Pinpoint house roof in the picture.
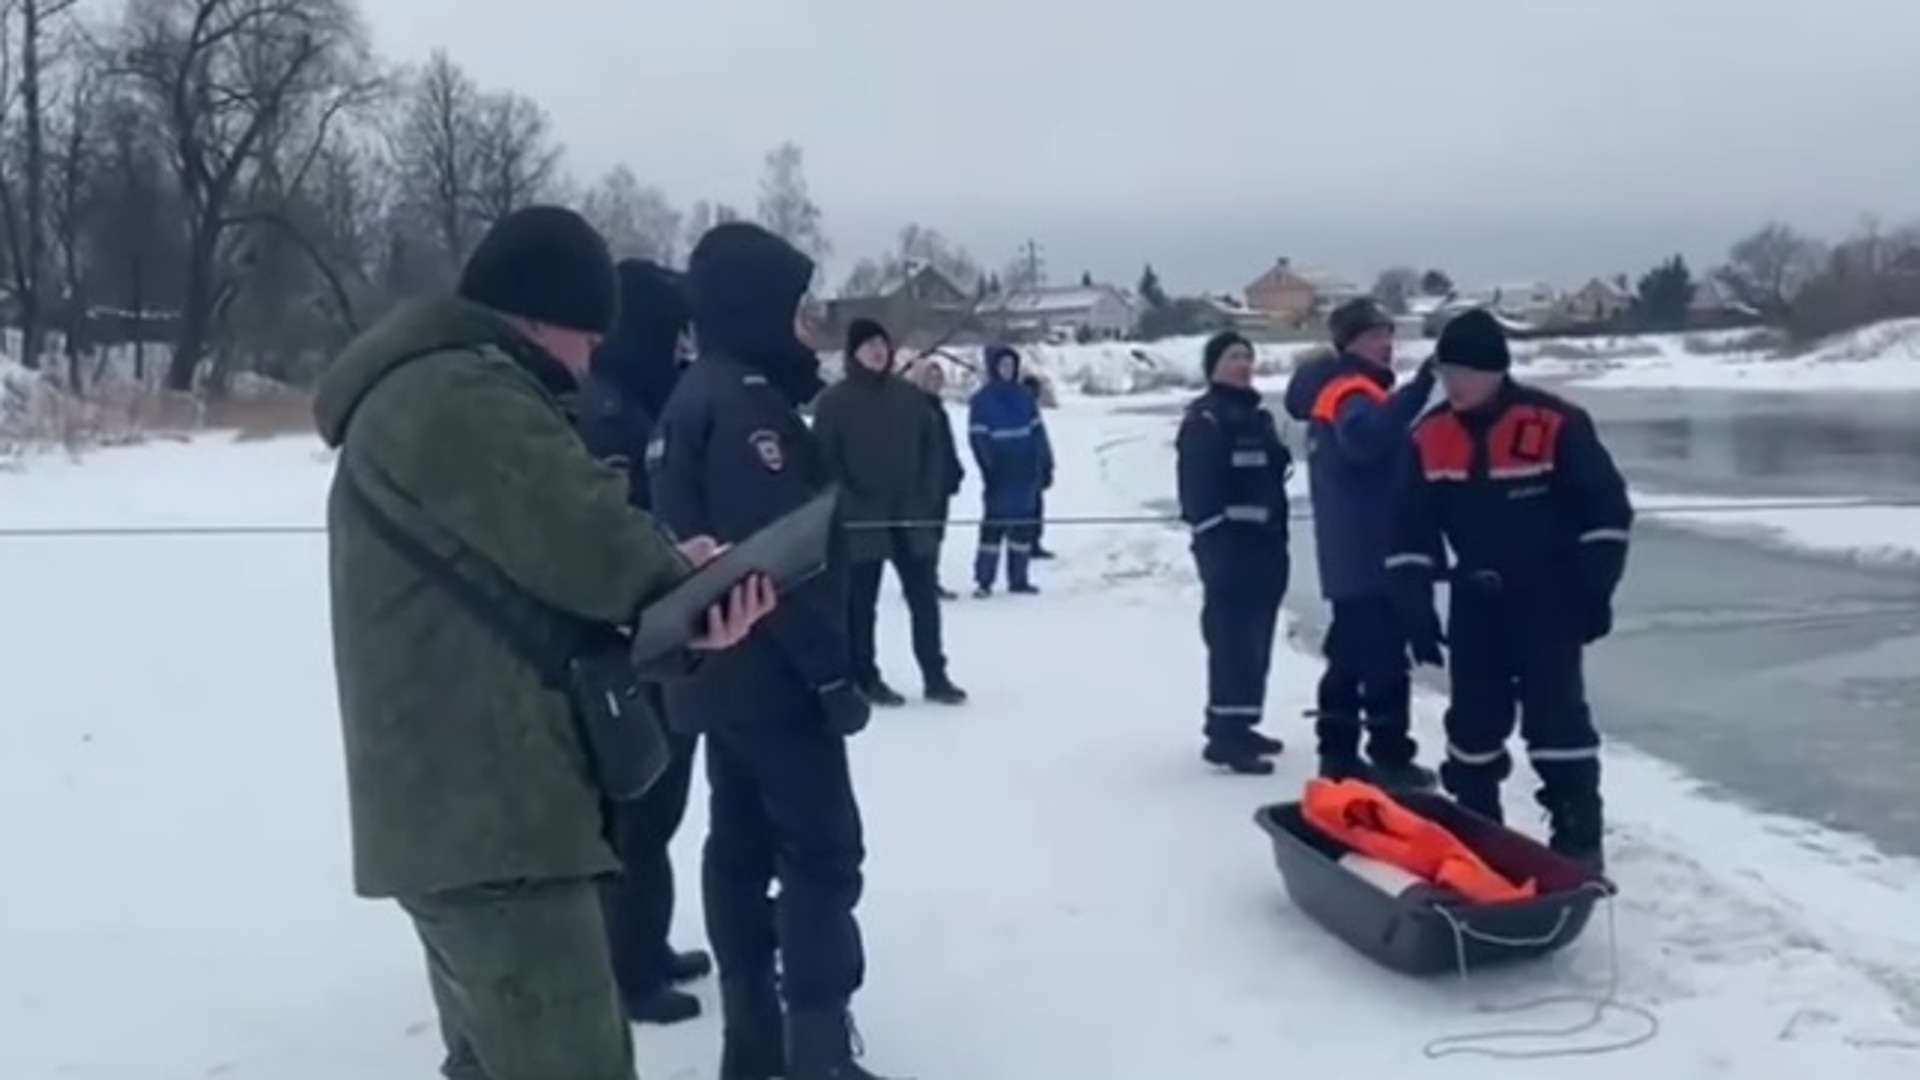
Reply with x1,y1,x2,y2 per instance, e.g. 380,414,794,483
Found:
1244,259,1361,297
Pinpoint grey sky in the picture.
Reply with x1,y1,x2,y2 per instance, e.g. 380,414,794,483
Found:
370,0,1920,293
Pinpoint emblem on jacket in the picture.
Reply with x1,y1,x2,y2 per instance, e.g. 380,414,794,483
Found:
748,428,784,471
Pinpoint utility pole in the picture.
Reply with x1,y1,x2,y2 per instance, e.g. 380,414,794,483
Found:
1018,238,1045,289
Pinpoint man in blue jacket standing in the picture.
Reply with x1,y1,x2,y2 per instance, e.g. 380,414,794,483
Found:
968,345,1051,596
1282,298,1438,790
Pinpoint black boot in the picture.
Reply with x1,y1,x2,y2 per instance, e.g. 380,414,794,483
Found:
1317,750,1371,781
625,985,701,1025
786,1008,890,1080
1542,791,1606,872
1367,759,1437,792
719,979,786,1080
1246,730,1284,756
859,679,907,708
924,674,968,705
1202,738,1275,775
668,948,713,984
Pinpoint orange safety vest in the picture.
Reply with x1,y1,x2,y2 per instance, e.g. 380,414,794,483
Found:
1302,778,1538,904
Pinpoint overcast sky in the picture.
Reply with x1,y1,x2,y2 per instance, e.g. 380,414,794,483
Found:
367,0,1920,293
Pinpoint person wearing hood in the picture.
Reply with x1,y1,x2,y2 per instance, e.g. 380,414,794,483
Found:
812,318,968,707
967,344,1052,596
1175,331,1293,774
1385,309,1633,869
648,221,899,1080
906,358,965,598
312,206,774,1080
1281,297,1438,791
574,259,713,1027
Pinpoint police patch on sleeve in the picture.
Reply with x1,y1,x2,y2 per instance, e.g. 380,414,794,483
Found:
748,428,784,471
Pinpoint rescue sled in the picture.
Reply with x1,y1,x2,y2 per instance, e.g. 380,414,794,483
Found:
1253,791,1614,976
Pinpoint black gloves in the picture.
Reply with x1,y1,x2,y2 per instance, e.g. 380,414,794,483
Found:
819,682,872,736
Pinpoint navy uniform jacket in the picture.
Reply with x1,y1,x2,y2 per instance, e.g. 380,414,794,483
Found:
1385,379,1633,638
648,353,852,730
1175,382,1291,572
575,376,655,509
1282,352,1434,599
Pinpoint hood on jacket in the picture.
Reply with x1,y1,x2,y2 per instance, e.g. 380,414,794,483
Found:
686,222,824,404
313,295,562,447
983,344,1021,383
591,259,689,415
1281,345,1341,421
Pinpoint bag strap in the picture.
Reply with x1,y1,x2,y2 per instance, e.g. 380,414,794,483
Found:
338,462,575,685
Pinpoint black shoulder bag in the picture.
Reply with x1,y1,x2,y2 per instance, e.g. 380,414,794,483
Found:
339,468,671,802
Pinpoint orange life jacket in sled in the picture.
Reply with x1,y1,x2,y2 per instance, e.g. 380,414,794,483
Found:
1301,778,1538,904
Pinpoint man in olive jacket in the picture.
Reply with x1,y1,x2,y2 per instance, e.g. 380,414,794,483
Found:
813,318,967,706
313,206,766,1080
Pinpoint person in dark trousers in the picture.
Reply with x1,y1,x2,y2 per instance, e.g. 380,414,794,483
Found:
1385,308,1634,870
1019,372,1057,559
908,358,964,599
312,207,773,1080
1176,331,1292,775
650,221,898,1080
574,259,712,1026
1283,297,1438,791
813,319,968,706
968,345,1051,596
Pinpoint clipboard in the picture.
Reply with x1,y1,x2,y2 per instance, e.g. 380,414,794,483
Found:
629,487,840,663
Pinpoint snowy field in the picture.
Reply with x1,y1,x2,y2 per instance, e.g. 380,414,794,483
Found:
5,396,1920,1078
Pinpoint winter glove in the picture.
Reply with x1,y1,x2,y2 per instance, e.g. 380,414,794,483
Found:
818,682,872,736
1406,610,1447,668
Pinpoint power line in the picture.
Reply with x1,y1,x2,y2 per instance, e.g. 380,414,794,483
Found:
0,495,1915,540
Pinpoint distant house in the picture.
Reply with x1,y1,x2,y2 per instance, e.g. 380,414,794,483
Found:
1478,281,1562,323
1555,277,1634,325
979,282,1137,342
1242,257,1364,327
824,262,980,348
1686,276,1761,326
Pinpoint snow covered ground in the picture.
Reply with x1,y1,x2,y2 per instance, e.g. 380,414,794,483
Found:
5,401,1920,1079
1570,319,1920,392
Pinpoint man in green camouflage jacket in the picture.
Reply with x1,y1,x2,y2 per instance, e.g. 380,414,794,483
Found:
312,206,770,1080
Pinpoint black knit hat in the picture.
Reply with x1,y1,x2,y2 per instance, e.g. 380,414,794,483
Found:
1434,308,1512,372
1327,297,1394,351
845,318,890,359
458,206,619,334
1202,330,1252,378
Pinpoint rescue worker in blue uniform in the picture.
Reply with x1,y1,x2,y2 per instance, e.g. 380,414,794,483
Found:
575,258,711,1026
968,345,1051,596
1282,297,1438,790
1176,331,1292,774
1384,309,1633,869
649,222,896,1080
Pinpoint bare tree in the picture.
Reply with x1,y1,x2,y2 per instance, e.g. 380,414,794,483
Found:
388,49,483,271
582,164,680,264
466,88,558,226
117,0,375,390
755,140,825,263
839,222,979,296
1721,222,1823,313
1370,265,1420,314
683,197,743,255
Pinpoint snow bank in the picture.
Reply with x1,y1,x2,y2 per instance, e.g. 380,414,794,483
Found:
1575,319,1920,392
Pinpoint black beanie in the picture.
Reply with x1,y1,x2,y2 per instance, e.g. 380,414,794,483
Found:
1434,308,1512,372
845,318,890,359
458,206,619,334
1327,297,1394,351
1202,331,1252,378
